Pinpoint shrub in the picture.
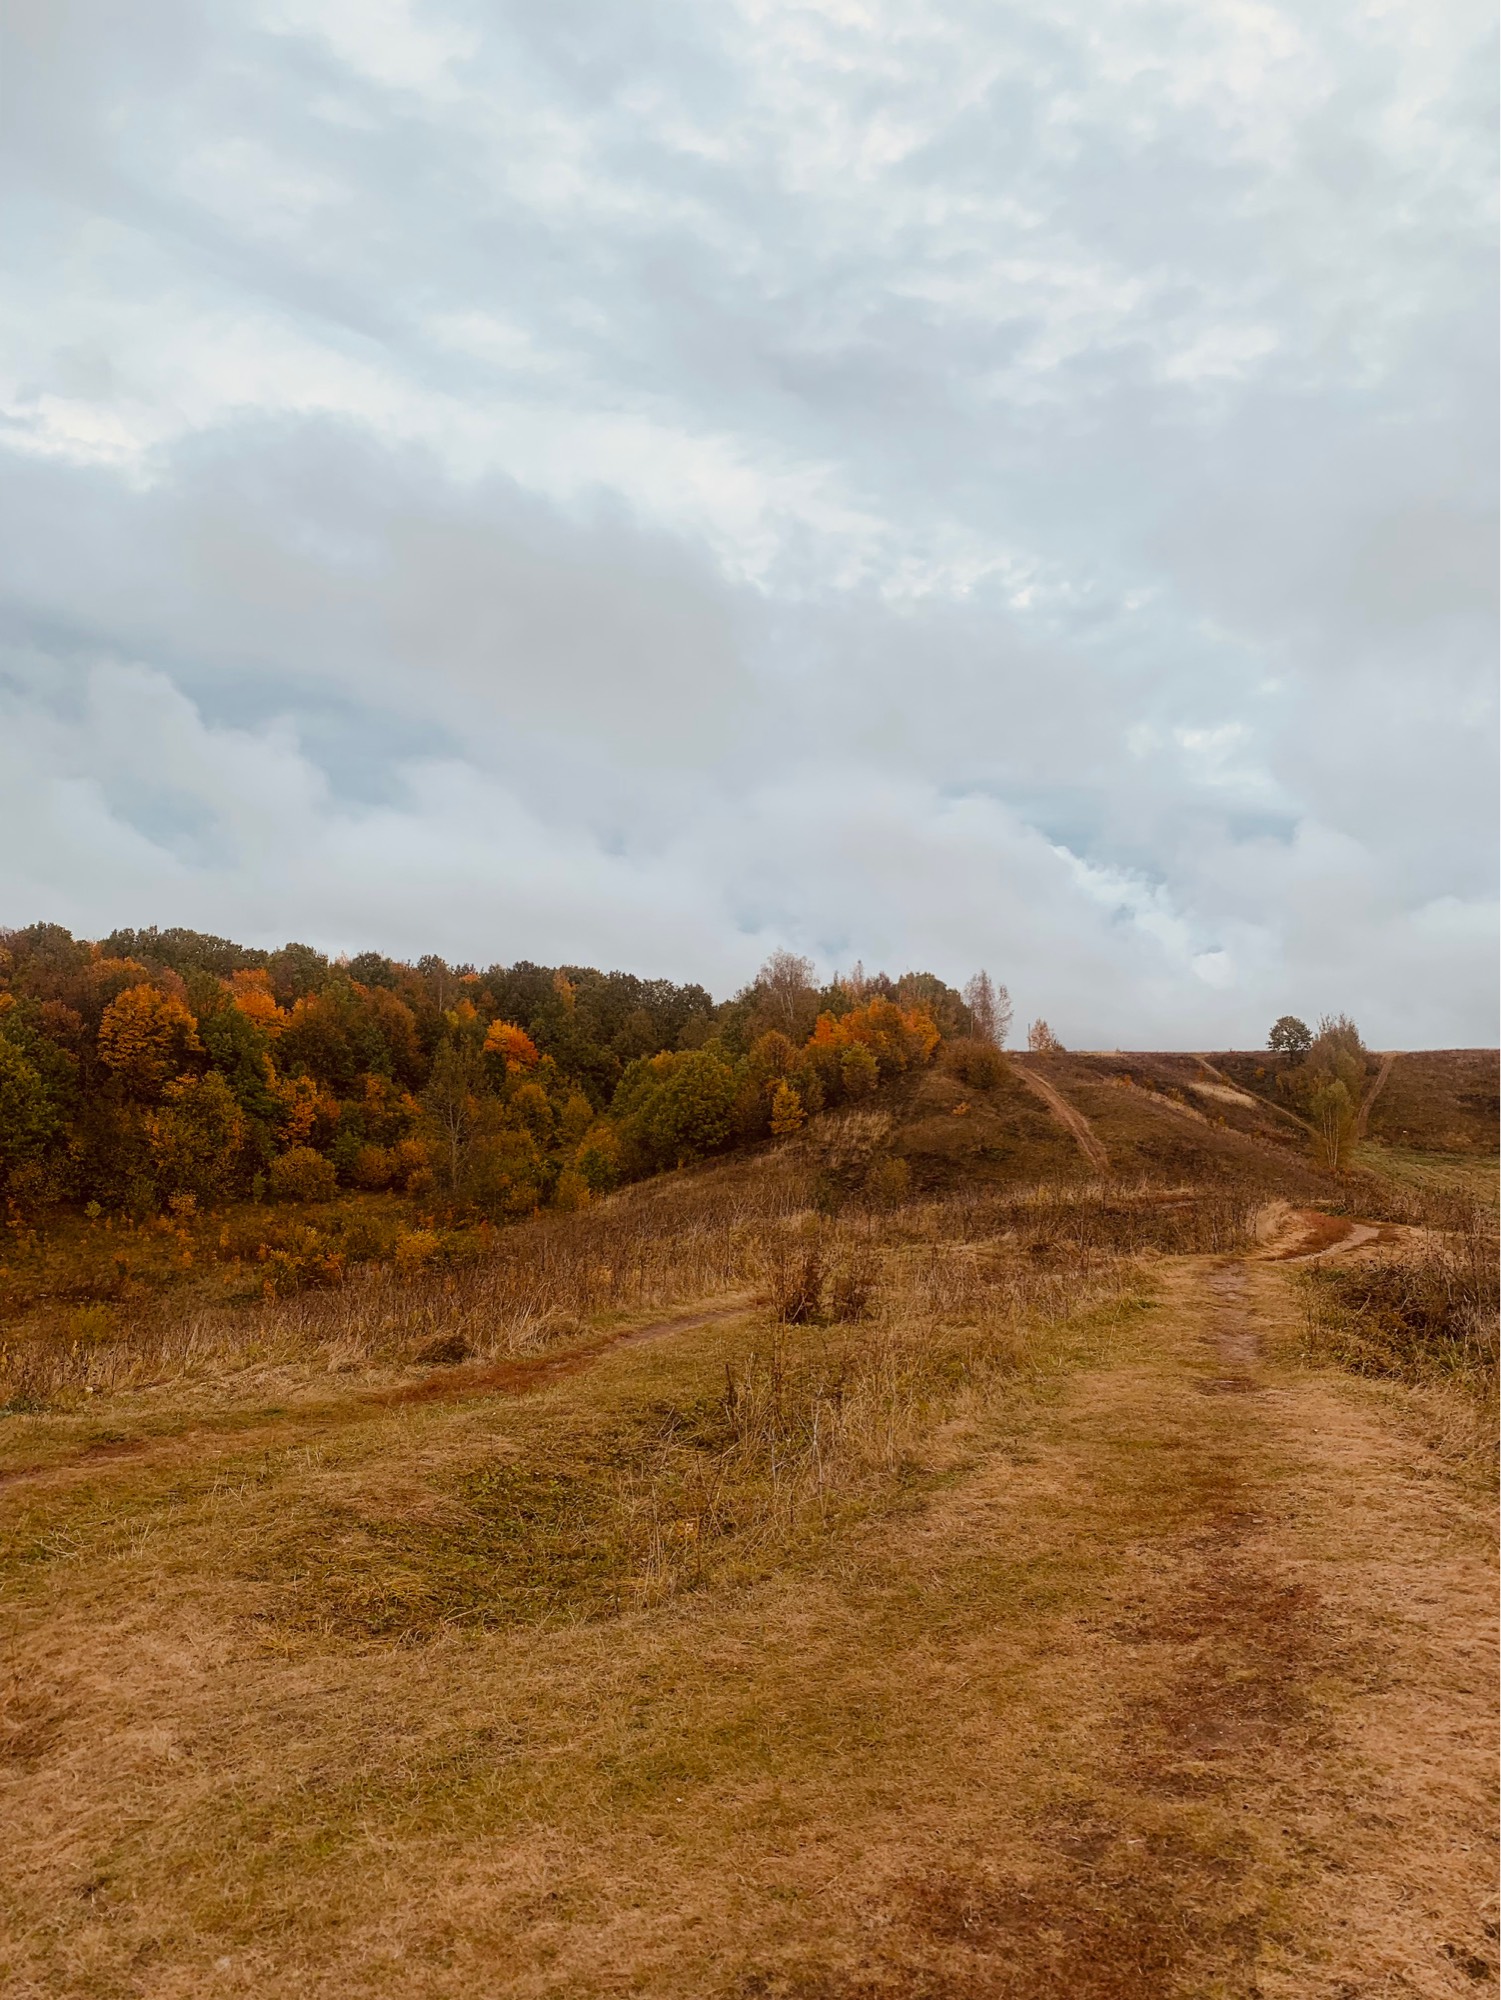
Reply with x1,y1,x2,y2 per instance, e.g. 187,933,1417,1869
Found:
392,1137,433,1193
268,1146,337,1204
839,1043,879,1098
829,1254,879,1322
1300,1216,1498,1388
863,1156,911,1206
351,1144,395,1190
335,1211,395,1261
413,1331,470,1366
552,1168,592,1212
394,1227,441,1272
943,1037,1009,1088
574,1122,620,1193
770,1247,825,1324
769,1080,806,1137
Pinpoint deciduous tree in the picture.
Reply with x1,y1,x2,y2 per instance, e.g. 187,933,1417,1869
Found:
1268,1015,1312,1056
769,1079,806,1136
97,986,204,1100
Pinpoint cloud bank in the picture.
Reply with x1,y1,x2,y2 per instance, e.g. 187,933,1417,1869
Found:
1,0,1495,1045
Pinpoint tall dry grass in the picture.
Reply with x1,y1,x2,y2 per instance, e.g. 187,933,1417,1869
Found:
0,1166,1265,1414
267,1191,1158,1640
0,1159,800,1408
1297,1197,1498,1388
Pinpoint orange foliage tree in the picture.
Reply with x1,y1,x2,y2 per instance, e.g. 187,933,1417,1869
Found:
97,986,204,1100
229,969,284,1036
484,1019,541,1074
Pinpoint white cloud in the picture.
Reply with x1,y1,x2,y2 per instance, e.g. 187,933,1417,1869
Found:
0,0,1492,1043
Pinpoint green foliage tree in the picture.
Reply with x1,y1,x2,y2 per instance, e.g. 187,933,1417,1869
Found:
1286,1013,1366,1170
199,1002,279,1122
1310,1078,1357,1174
615,1049,739,1169
1268,1015,1313,1056
421,1039,488,1192
148,1071,247,1202
839,1043,879,1098
0,1033,58,1182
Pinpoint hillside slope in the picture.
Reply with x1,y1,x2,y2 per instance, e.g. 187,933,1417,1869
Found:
0,1137,1493,1999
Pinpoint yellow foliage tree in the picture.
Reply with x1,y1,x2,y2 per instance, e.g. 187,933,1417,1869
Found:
769,1079,806,1136
229,968,285,1036
97,986,203,1100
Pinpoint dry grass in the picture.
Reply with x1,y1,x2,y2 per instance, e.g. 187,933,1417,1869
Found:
0,1163,1263,1419
1293,1198,1498,1475
0,1148,1495,1999
1296,1198,1497,1388
0,1156,807,1413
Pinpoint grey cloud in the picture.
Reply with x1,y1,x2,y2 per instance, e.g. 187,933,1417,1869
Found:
0,0,1494,1043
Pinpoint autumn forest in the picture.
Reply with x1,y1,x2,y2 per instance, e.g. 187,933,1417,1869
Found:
0,923,980,1227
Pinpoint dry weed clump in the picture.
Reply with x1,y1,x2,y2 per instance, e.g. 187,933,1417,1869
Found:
1297,1198,1499,1401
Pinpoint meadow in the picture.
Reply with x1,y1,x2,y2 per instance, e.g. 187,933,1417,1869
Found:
1,1045,1496,1998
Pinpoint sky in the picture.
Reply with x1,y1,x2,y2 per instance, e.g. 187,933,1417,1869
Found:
0,0,1495,1048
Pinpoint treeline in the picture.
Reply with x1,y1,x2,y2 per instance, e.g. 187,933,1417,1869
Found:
0,927,985,1217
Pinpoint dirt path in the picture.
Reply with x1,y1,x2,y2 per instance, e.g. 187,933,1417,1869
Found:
1196,1054,1313,1137
0,1301,756,1495
1356,1050,1399,1138
1255,1202,1396,1262
1012,1058,1111,1172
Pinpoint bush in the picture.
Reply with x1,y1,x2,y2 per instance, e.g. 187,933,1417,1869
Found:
268,1146,337,1204
770,1247,825,1324
829,1254,879,1322
943,1037,1009,1088
1300,1220,1498,1388
351,1144,395,1190
394,1227,441,1272
863,1156,911,1206
552,1168,592,1212
839,1043,879,1098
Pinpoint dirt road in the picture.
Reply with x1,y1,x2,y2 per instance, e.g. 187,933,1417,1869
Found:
1356,1051,1399,1138
1012,1058,1111,1172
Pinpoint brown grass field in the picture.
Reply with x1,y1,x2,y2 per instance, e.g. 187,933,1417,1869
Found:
1,1054,1496,1998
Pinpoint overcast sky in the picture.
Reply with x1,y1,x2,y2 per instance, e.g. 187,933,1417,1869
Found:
1,0,1495,1046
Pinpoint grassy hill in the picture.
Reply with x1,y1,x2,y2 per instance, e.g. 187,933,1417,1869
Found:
0,1049,1494,1997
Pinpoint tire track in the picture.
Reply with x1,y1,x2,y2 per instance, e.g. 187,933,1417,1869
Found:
1354,1050,1398,1139
1011,1059,1110,1173
0,1303,755,1496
